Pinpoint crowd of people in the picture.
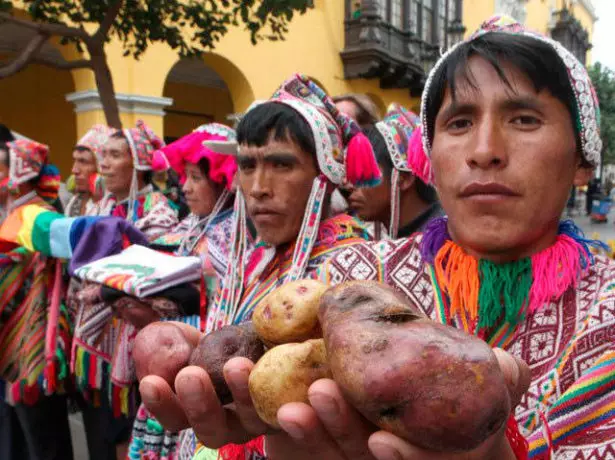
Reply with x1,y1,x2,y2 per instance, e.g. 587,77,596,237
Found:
0,15,614,460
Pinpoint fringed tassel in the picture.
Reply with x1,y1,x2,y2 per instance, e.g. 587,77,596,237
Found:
529,233,588,313
558,219,609,266
218,436,265,460
419,216,450,263
407,127,433,185
434,240,479,319
477,259,532,331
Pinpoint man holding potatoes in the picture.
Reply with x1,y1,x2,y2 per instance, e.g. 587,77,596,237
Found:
135,16,615,460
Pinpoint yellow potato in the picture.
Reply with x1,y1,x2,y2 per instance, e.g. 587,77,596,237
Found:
248,339,331,428
252,280,328,345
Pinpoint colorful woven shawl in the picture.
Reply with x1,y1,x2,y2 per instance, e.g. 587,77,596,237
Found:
420,217,608,334
0,199,72,405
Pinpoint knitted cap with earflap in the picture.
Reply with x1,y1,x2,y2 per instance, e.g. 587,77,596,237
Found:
419,15,601,168
374,103,428,238
212,74,382,326
99,120,168,223
3,139,60,204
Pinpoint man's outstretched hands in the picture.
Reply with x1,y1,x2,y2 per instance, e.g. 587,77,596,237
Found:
137,322,530,460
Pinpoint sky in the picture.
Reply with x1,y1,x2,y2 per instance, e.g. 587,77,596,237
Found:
591,0,615,71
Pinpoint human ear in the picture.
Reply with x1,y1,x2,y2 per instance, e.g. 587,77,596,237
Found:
398,172,416,192
573,165,595,187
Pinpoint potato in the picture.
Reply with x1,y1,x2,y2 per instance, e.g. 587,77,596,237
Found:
249,339,331,428
319,281,510,452
189,322,264,405
252,280,328,345
133,322,193,387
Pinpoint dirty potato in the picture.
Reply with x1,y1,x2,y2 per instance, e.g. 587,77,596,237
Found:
189,322,265,405
319,281,511,452
248,339,331,428
252,280,328,345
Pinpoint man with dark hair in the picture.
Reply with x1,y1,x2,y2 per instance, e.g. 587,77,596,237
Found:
0,124,15,143
348,103,441,238
137,75,379,459
65,125,113,217
136,17,614,460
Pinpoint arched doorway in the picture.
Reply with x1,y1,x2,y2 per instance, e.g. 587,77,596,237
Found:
0,22,77,176
163,58,235,143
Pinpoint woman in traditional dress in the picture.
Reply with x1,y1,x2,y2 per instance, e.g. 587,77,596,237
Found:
127,123,238,460
0,140,73,460
71,120,179,460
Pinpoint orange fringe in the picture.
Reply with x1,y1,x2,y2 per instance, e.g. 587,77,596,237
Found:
434,240,480,320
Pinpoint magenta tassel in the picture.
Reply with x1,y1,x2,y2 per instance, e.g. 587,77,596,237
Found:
345,132,382,187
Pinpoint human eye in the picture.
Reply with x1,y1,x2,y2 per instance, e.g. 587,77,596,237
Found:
273,158,294,170
447,118,472,132
238,158,256,172
511,115,542,127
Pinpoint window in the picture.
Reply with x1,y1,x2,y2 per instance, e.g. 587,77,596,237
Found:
410,0,419,34
421,0,433,42
391,0,404,29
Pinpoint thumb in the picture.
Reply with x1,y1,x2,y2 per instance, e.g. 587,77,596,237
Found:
492,348,531,408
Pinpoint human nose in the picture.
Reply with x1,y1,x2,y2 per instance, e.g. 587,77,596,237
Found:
466,118,508,170
248,167,272,200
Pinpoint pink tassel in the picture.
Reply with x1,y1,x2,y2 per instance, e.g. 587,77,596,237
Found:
528,234,588,313
345,132,382,187
407,127,433,185
151,150,170,172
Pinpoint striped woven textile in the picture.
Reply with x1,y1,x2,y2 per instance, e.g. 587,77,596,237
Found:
0,201,73,405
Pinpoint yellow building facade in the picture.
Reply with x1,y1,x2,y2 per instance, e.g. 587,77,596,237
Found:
0,0,597,175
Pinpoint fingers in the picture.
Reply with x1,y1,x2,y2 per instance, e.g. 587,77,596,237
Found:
308,379,376,460
174,366,232,448
369,431,430,460
140,375,190,432
223,357,270,436
277,402,345,457
492,348,531,407
164,321,203,348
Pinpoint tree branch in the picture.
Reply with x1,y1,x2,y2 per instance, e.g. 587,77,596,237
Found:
93,0,123,43
32,56,91,70
0,32,49,78
0,12,88,39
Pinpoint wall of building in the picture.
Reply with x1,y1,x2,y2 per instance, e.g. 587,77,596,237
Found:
0,60,77,174
1,0,598,179
163,82,234,140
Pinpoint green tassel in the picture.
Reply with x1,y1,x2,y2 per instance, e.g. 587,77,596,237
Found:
478,258,532,330
55,347,68,380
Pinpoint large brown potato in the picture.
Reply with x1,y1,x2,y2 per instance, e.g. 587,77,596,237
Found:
249,339,331,428
252,280,328,345
133,322,193,387
189,322,264,405
319,281,511,452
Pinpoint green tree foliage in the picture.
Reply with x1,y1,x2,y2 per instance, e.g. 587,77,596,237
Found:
589,62,615,165
0,0,312,127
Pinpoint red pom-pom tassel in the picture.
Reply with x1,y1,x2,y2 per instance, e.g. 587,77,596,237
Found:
407,127,433,185
345,132,382,187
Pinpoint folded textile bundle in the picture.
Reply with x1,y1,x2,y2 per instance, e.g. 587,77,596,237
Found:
74,245,202,298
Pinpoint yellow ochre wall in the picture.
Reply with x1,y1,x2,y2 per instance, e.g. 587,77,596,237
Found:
0,60,77,174
2,0,597,177
163,82,234,140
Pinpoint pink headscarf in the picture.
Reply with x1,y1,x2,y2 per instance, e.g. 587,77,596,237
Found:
157,123,237,190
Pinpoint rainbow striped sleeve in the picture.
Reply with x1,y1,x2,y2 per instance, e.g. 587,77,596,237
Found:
527,350,615,457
